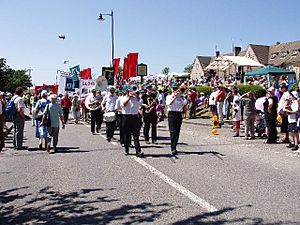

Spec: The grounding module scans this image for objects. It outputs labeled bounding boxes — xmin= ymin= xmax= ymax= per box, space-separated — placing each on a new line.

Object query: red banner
xmin=113 ymin=58 xmax=120 ymax=76
xmin=127 ymin=53 xmax=138 ymax=78
xmin=123 ymin=57 xmax=128 ymax=80
xmin=34 ymin=84 xmax=58 ymax=95
xmin=80 ymin=68 xmax=92 ymax=79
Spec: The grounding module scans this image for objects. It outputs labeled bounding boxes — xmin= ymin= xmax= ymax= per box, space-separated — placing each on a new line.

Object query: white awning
xmin=205 ymin=56 xmax=263 ymax=71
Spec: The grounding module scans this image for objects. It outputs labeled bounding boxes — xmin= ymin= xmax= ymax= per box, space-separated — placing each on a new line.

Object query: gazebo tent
xmin=245 ymin=65 xmax=295 ymax=87
xmin=206 ymin=56 xmax=263 ymax=71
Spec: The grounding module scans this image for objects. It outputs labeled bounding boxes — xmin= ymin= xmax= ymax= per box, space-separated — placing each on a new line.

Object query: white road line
xmin=133 ymin=156 xmax=218 ymax=212
xmin=84 ymin=122 xmax=217 ymax=212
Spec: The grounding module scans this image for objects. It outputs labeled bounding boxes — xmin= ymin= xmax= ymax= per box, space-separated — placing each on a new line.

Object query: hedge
xmin=195 ymin=85 xmax=266 ymax=98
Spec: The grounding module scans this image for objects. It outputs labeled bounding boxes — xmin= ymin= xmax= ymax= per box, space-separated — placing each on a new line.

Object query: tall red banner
xmin=80 ymin=68 xmax=92 ymax=79
xmin=114 ymin=58 xmax=120 ymax=76
xmin=123 ymin=57 xmax=128 ymax=80
xmin=127 ymin=53 xmax=138 ymax=78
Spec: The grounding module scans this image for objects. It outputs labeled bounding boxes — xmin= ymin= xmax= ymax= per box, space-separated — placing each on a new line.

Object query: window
xmin=270 ymin=52 xmax=278 ymax=60
xmin=280 ymin=51 xmax=289 ymax=59
xmin=292 ymin=49 xmax=299 ymax=57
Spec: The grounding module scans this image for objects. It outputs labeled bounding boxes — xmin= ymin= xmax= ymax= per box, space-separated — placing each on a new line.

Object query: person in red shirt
xmin=216 ymin=85 xmax=226 ymax=125
xmin=188 ymin=87 xmax=197 ymax=119
xmin=60 ymin=93 xmax=72 ymax=124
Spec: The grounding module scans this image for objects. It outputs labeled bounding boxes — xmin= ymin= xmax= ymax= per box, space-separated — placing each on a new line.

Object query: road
xmin=0 ymin=116 xmax=300 ymax=224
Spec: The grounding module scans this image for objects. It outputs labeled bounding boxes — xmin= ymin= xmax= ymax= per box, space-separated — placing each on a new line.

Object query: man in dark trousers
xmin=88 ymin=89 xmax=102 ymax=135
xmin=121 ymin=86 xmax=143 ymax=157
xmin=141 ymin=84 xmax=158 ymax=144
xmin=60 ymin=92 xmax=72 ymax=124
xmin=166 ymin=85 xmax=187 ymax=155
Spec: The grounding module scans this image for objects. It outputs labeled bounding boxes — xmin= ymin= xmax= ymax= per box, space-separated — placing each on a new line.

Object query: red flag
xmin=127 ymin=53 xmax=138 ymax=78
xmin=80 ymin=68 xmax=92 ymax=79
xmin=114 ymin=58 xmax=120 ymax=76
xmin=123 ymin=57 xmax=128 ymax=80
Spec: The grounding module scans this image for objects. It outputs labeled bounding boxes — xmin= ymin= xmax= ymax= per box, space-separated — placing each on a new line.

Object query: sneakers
xmin=136 ymin=152 xmax=144 ymax=158
xmin=49 ymin=149 xmax=55 ymax=154
xmin=171 ymin=149 xmax=178 ymax=155
xmin=233 ymin=133 xmax=239 ymax=137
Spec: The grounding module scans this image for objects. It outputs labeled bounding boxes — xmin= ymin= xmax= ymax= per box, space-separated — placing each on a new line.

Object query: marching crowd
xmin=1 ymin=75 xmax=300 ymax=155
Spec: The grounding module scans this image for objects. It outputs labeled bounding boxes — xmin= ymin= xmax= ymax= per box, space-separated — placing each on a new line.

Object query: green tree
xmin=0 ymin=58 xmax=32 ymax=93
xmin=184 ymin=64 xmax=193 ymax=73
xmin=161 ymin=66 xmax=170 ymax=75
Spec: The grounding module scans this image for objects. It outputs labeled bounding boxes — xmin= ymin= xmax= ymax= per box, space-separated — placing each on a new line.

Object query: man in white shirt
xmin=278 ymin=84 xmax=291 ymax=143
xmin=166 ymin=85 xmax=187 ymax=155
xmin=115 ymin=90 xmax=125 ymax=146
xmin=102 ymin=86 xmax=118 ymax=141
xmin=13 ymin=87 xmax=27 ymax=150
xmin=121 ymin=86 xmax=143 ymax=157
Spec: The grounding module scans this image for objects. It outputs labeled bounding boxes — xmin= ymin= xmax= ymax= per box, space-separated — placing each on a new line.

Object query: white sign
xmin=80 ymin=79 xmax=96 ymax=95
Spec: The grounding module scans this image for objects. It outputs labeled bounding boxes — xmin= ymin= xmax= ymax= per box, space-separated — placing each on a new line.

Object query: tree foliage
xmin=161 ymin=66 xmax=170 ymax=75
xmin=0 ymin=58 xmax=32 ymax=93
xmin=184 ymin=64 xmax=193 ymax=73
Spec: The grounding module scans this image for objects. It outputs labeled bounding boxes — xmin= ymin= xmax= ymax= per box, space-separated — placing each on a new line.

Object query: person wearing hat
xmin=278 ymin=83 xmax=290 ymax=143
xmin=166 ymin=84 xmax=187 ymax=155
xmin=121 ymin=85 xmax=144 ymax=157
xmin=88 ymin=89 xmax=102 ymax=135
xmin=102 ymin=86 xmax=118 ymax=141
xmin=141 ymin=84 xmax=158 ymax=144
xmin=284 ymin=91 xmax=299 ymax=151
xmin=263 ymin=87 xmax=278 ymax=144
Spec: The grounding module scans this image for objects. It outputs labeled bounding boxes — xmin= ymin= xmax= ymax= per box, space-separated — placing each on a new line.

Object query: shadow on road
xmin=0 ymin=186 xmax=178 ymax=224
xmin=172 ymin=205 xmax=299 ymax=225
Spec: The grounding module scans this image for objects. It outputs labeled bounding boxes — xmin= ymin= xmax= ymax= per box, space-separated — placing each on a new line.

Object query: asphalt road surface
xmin=1 ymin=117 xmax=300 ymax=225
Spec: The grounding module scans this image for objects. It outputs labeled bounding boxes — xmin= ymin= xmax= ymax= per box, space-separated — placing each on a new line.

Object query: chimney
xmin=216 ymin=51 xmax=220 ymax=57
xmin=234 ymin=47 xmax=241 ymax=56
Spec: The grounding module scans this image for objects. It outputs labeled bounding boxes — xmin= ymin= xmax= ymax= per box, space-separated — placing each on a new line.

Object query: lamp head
xmin=97 ymin=13 xmax=104 ymax=22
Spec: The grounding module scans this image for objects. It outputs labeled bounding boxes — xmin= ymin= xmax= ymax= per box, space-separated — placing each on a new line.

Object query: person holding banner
xmin=102 ymin=86 xmax=118 ymax=141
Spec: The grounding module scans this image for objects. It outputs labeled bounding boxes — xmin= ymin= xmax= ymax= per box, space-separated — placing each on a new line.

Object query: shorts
xmin=233 ymin=120 xmax=240 ymax=129
xmin=288 ymin=122 xmax=298 ymax=133
xmin=210 ymin=105 xmax=217 ymax=114
xmin=281 ymin=114 xmax=289 ymax=133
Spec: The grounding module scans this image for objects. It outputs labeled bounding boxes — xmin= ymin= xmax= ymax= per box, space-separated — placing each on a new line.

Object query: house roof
xmin=268 ymin=40 xmax=300 ymax=66
xmin=249 ymin=44 xmax=270 ymax=65
xmin=196 ymin=56 xmax=213 ymax=69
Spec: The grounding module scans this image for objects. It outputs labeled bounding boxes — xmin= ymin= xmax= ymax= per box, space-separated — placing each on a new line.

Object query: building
xmin=190 ymin=40 xmax=300 ymax=80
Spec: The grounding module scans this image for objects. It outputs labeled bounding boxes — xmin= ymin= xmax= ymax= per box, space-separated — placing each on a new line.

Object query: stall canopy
xmin=206 ymin=56 xmax=263 ymax=71
xmin=245 ymin=65 xmax=295 ymax=77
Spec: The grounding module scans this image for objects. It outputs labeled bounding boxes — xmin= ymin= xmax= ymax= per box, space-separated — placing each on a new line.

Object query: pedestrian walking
xmin=12 ymin=87 xmax=27 ymax=150
xmin=102 ymin=86 xmax=118 ymax=142
xmin=35 ymin=90 xmax=50 ymax=150
xmin=71 ymin=94 xmax=81 ymax=124
xmin=87 ymin=89 xmax=102 ymax=135
xmin=241 ymin=92 xmax=256 ymax=139
xmin=121 ymin=86 xmax=143 ymax=157
xmin=0 ymin=92 xmax=5 ymax=151
xmin=42 ymin=94 xmax=65 ymax=154
xmin=61 ymin=93 xmax=72 ymax=124
xmin=166 ymin=84 xmax=187 ymax=155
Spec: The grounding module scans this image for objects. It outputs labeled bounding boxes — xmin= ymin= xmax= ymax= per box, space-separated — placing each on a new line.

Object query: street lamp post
xmin=98 ymin=9 xmax=114 ymax=68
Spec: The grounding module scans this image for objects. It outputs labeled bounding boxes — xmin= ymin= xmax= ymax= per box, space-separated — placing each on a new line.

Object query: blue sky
xmin=1 ymin=0 xmax=300 ymax=85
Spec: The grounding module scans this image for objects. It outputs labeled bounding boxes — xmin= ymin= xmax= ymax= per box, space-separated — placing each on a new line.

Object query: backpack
xmin=5 ymin=97 xmax=18 ymax=120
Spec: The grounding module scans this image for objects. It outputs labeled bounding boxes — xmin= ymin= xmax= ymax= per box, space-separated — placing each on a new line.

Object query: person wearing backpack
xmin=12 ymin=87 xmax=27 ymax=150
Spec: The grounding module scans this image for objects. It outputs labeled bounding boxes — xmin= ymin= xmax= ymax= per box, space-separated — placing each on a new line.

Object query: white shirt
xmin=102 ymin=94 xmax=118 ymax=112
xmin=166 ymin=94 xmax=187 ymax=112
xmin=209 ymin=91 xmax=219 ymax=106
xmin=13 ymin=95 xmax=25 ymax=113
xmin=288 ymin=100 xmax=298 ymax=123
xmin=278 ymin=92 xmax=290 ymax=113
xmin=115 ymin=96 xmax=123 ymax=111
xmin=121 ymin=95 xmax=142 ymax=115
xmin=157 ymin=93 xmax=166 ymax=106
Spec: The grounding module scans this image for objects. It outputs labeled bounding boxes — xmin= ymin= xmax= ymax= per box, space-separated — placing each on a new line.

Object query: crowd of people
xmin=0 ymin=74 xmax=300 ymax=155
